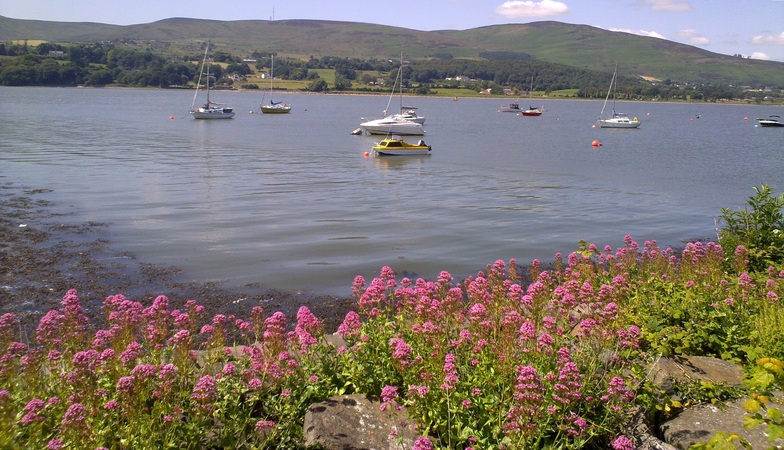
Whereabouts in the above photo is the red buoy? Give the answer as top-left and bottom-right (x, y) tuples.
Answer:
(591, 140), (602, 147)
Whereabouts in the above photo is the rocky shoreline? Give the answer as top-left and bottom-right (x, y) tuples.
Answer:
(0, 183), (355, 338)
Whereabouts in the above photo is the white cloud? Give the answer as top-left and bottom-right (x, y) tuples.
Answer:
(494, 0), (569, 19)
(609, 28), (666, 39)
(643, 0), (692, 11)
(751, 32), (784, 45)
(750, 52), (771, 60)
(678, 29), (710, 46)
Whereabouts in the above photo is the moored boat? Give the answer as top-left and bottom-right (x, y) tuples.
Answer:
(359, 52), (425, 135)
(756, 115), (783, 127)
(260, 54), (291, 114)
(190, 42), (235, 120)
(499, 103), (521, 113)
(372, 137), (431, 156)
(597, 64), (640, 129)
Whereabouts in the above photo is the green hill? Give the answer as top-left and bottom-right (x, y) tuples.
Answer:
(2, 15), (783, 87)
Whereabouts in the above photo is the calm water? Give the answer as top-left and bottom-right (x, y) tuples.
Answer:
(2, 86), (783, 297)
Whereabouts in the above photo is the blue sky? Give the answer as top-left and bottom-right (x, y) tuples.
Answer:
(2, 0), (784, 62)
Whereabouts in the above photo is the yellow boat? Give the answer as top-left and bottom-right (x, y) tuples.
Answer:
(372, 137), (431, 156)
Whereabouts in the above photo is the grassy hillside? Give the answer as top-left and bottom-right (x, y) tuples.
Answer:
(2, 15), (784, 87)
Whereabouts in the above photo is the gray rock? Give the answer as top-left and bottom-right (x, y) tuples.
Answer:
(652, 356), (783, 449)
(304, 394), (420, 450)
(661, 398), (784, 449)
(650, 355), (745, 395)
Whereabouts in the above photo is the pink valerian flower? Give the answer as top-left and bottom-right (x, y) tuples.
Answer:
(412, 436), (434, 450)
(466, 276), (492, 306)
(262, 311), (287, 345)
(617, 326), (641, 349)
(222, 362), (237, 377)
(337, 311), (362, 338)
(0, 313), (19, 343)
(381, 385), (398, 403)
(4, 341), (27, 356)
(167, 329), (191, 347)
(606, 376), (636, 403)
(468, 303), (487, 323)
(537, 332), (554, 349)
(518, 321), (537, 342)
(21, 398), (46, 425)
(47, 439), (63, 450)
(60, 289), (89, 329)
(294, 306), (323, 350)
(408, 385), (430, 398)
(612, 435), (635, 450)
(553, 362), (583, 405)
(441, 353), (459, 391)
(351, 275), (366, 300)
(191, 375), (218, 408)
(358, 277), (388, 315)
(117, 340), (143, 366)
(72, 349), (100, 373)
(389, 338), (412, 362)
(35, 309), (65, 347)
(61, 402), (88, 428)
(255, 420), (276, 433)
(116, 376), (135, 396)
(104, 400), (120, 411)
(565, 412), (588, 437)
(91, 328), (116, 349)
(128, 363), (156, 380)
(437, 270), (453, 285)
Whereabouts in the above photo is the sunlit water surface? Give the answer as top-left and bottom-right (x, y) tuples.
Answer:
(2, 86), (783, 297)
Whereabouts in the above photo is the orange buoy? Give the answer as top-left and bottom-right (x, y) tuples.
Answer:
(363, 151), (370, 158)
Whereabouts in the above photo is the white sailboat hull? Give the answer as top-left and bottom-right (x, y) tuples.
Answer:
(598, 116), (640, 128)
(191, 108), (235, 119)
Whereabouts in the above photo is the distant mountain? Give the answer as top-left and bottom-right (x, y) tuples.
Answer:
(2, 15), (783, 87)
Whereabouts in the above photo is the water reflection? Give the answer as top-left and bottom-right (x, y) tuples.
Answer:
(371, 154), (431, 170)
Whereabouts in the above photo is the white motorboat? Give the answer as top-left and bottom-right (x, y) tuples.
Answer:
(756, 115), (783, 127)
(359, 52), (425, 135)
(359, 117), (425, 135)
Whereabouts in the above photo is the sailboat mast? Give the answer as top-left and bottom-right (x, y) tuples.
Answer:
(191, 43), (210, 110)
(398, 51), (404, 114)
(269, 54), (274, 102)
(611, 64), (618, 114)
(600, 65), (617, 117)
(205, 46), (211, 105)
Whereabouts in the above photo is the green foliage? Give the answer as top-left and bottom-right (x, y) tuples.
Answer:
(718, 184), (784, 272)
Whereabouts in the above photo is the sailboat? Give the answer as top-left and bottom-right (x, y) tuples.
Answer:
(359, 53), (425, 136)
(260, 54), (291, 114)
(521, 76), (543, 117)
(597, 64), (640, 128)
(190, 42), (235, 119)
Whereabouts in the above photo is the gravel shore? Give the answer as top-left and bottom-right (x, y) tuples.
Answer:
(1, 183), (355, 339)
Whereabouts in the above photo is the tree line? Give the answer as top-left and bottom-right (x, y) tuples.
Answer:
(0, 41), (769, 102)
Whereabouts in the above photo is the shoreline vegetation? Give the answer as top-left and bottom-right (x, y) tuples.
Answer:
(3, 182), (784, 448)
(10, 84), (781, 107)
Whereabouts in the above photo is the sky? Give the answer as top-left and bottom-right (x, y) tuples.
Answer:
(2, 0), (784, 62)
